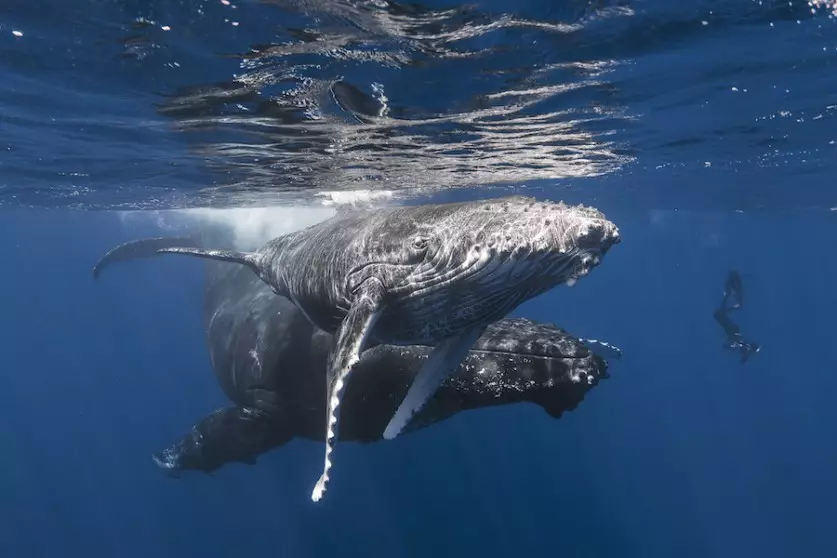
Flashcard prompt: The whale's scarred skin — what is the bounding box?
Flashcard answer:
[92,196,621,501]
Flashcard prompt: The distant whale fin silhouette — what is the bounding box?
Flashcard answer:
[92,236,201,279]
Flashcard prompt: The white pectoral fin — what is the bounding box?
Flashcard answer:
[311,280,384,503]
[383,326,486,440]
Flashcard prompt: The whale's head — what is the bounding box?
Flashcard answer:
[375,196,619,332]
[402,318,616,428]
[464,320,621,420]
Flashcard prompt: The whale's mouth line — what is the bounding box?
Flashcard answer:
[399,244,597,299]
[346,260,419,293]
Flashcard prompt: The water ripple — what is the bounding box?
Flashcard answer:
[147,0,639,204]
[0,0,834,209]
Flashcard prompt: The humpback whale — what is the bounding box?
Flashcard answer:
[114,242,619,475]
[94,196,621,500]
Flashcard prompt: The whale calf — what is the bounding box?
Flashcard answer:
[94,196,621,500]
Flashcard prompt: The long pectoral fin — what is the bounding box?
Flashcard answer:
[92,236,200,279]
[92,238,262,279]
[383,325,487,441]
[311,280,385,503]
[155,246,262,276]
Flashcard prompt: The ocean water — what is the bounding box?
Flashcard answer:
[1,0,836,557]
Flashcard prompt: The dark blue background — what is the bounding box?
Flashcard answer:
[2,202,835,557]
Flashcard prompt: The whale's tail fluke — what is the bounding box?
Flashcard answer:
[92,236,201,279]
[151,406,292,476]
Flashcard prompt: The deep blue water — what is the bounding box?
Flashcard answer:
[2,0,837,557]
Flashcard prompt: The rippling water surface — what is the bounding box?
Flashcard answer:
[1,0,835,209]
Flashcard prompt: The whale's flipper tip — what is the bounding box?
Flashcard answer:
[311,475,327,502]
[384,326,485,440]
[381,423,398,440]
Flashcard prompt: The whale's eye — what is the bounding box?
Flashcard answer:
[412,236,428,251]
